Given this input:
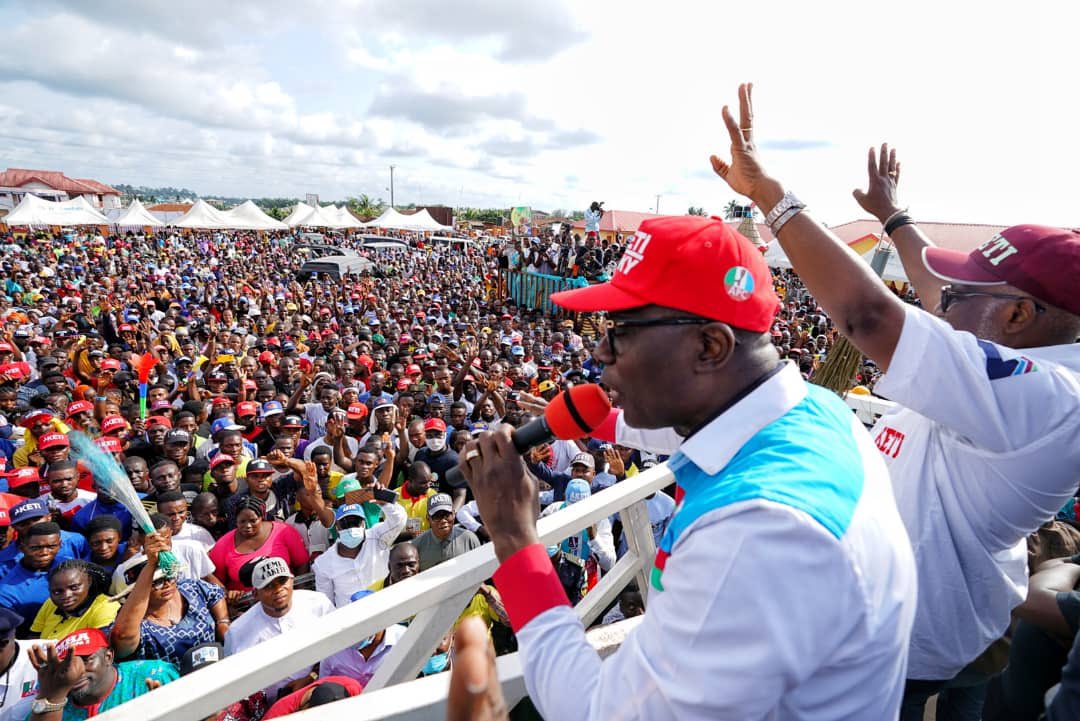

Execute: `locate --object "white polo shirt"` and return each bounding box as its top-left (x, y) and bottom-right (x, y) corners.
top-left (225, 589), bottom-right (336, 699)
top-left (312, 502), bottom-right (407, 607)
top-left (871, 304), bottom-right (1080, 680)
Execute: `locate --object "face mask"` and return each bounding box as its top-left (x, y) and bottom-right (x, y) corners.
top-left (422, 653), bottom-right (449, 676)
top-left (338, 527), bottom-right (365, 549)
top-left (425, 436), bottom-right (446, 452)
top-left (356, 635), bottom-right (376, 650)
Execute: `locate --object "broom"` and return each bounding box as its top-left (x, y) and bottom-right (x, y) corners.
top-left (810, 235), bottom-right (893, 395)
top-left (69, 431), bottom-right (180, 576)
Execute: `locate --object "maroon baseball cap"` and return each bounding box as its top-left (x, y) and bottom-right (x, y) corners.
top-left (552, 216), bottom-right (779, 332)
top-left (923, 225), bottom-right (1080, 315)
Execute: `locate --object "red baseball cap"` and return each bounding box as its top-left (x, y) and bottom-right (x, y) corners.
top-left (923, 225), bottom-right (1080, 315)
top-left (38, 432), bottom-right (70, 450)
top-left (551, 216), bottom-right (779, 332)
top-left (236, 401), bottom-right (259, 418)
top-left (95, 437), bottom-right (123, 454)
top-left (0, 342), bottom-right (12, 353)
top-left (210, 454), bottom-right (236, 469)
top-left (101, 415), bottom-right (128, 435)
top-left (56, 628), bottom-right (109, 660)
top-left (347, 403), bottom-right (369, 420)
top-left (5, 466), bottom-right (40, 489)
top-left (0, 508), bottom-right (9, 527)
top-left (66, 400), bottom-right (94, 417)
top-left (257, 351), bottom-right (275, 364)
top-left (146, 415), bottom-right (172, 429)
top-left (405, 363), bottom-right (422, 377)
top-left (100, 358), bottom-right (122, 371)
top-left (396, 378), bottom-right (410, 391)
top-left (423, 417), bottom-right (447, 432)
top-left (19, 409), bottom-right (53, 428)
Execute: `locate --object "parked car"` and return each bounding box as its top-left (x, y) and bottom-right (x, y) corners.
top-left (295, 255), bottom-right (374, 282)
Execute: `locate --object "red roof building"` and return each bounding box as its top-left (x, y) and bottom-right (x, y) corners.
top-left (0, 168), bottom-right (122, 210)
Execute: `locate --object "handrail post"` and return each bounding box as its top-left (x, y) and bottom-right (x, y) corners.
top-left (619, 499), bottom-right (657, 603)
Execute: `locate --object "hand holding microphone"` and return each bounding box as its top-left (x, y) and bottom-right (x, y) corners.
top-left (446, 384), bottom-right (611, 489)
top-left (455, 384), bottom-right (612, 564)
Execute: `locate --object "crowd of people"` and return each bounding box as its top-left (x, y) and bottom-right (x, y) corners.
top-left (1, 92), bottom-right (1078, 720)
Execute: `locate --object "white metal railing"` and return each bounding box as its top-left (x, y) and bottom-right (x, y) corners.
top-left (100, 395), bottom-right (888, 720)
top-left (99, 461), bottom-right (674, 721)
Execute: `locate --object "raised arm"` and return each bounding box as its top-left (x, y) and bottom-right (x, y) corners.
top-left (710, 83), bottom-right (906, 371)
top-left (852, 143), bottom-right (947, 312)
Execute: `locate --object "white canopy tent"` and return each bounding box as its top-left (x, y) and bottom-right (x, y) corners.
top-left (222, 200), bottom-right (288, 230)
top-left (111, 198), bottom-right (164, 227)
top-left (763, 238), bottom-right (911, 283)
top-left (331, 205), bottom-right (365, 229)
top-left (363, 206), bottom-right (450, 232)
top-left (283, 202), bottom-right (314, 227)
top-left (171, 199), bottom-right (235, 229)
top-left (3, 193), bottom-right (109, 226)
top-left (289, 203), bottom-right (342, 228)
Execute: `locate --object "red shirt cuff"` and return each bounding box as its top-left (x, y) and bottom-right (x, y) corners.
top-left (493, 544), bottom-right (571, 632)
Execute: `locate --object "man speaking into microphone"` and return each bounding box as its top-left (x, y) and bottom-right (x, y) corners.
top-left (457, 213), bottom-right (917, 717)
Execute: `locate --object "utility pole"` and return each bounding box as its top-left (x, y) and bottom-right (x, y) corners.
top-left (655, 194), bottom-right (661, 214)
top-left (389, 165), bottom-right (396, 208)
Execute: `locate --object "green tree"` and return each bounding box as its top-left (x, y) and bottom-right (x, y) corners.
top-left (723, 199), bottom-right (740, 220)
top-left (688, 206), bottom-right (707, 216)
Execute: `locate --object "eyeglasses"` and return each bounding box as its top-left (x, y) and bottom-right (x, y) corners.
top-left (603, 317), bottom-right (712, 357)
top-left (939, 285), bottom-right (1046, 315)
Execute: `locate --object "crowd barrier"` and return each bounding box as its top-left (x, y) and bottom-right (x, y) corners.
top-left (499, 269), bottom-right (588, 313)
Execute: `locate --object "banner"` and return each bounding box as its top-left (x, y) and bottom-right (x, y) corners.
top-left (510, 206), bottom-right (531, 233)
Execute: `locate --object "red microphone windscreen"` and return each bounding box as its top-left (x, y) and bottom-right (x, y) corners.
top-left (544, 384), bottom-right (612, 440)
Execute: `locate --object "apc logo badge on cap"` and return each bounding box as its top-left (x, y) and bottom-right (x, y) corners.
top-left (723, 266), bottom-right (755, 301)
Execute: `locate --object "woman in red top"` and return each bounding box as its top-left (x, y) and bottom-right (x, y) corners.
top-left (208, 496), bottom-right (309, 599)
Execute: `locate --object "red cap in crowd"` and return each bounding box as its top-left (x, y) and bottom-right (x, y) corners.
top-left (19, 409), bottom-right (53, 428)
top-left (38, 433), bottom-right (70, 450)
top-left (100, 358), bottom-right (122, 371)
top-left (56, 628), bottom-right (109, 660)
top-left (5, 467), bottom-right (40, 489)
top-left (923, 225), bottom-right (1080, 315)
top-left (236, 401), bottom-right (259, 418)
top-left (146, 416), bottom-right (172, 429)
top-left (552, 216), bottom-right (780, 332)
top-left (101, 415), bottom-right (128, 435)
top-left (95, 437), bottom-right (123, 454)
top-left (423, 418), bottom-right (447, 433)
top-left (346, 403), bottom-right (369, 420)
top-left (66, 400), bottom-right (94, 417)
top-left (210, 454), bottom-right (236, 469)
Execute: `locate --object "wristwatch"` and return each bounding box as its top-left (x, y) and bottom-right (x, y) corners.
top-left (31, 696), bottom-right (67, 714)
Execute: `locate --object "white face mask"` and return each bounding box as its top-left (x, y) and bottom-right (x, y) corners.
top-left (425, 436), bottom-right (446, 452)
top-left (338, 527), bottom-right (365, 549)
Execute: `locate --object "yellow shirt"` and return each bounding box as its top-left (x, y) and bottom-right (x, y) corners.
top-left (397, 487), bottom-right (437, 533)
top-left (31, 594), bottom-right (121, 640)
top-left (457, 593), bottom-right (503, 631)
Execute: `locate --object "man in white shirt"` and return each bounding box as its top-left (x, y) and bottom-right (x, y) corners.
top-left (458, 210), bottom-right (916, 720)
top-left (0, 608), bottom-right (40, 721)
top-left (226, 556), bottom-right (335, 701)
top-left (156, 491), bottom-right (215, 551)
top-left (710, 89), bottom-right (1080, 719)
top-left (313, 500), bottom-right (406, 607)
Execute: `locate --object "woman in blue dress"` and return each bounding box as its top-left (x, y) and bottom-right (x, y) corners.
top-left (108, 531), bottom-right (230, 666)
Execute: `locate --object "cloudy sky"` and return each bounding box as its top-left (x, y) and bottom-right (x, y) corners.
top-left (2, 0), bottom-right (1077, 225)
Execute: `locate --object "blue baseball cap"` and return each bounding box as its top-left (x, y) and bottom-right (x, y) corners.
top-left (565, 479), bottom-right (591, 505)
top-left (262, 400), bottom-right (284, 416)
top-left (334, 504), bottom-right (366, 522)
top-left (210, 418), bottom-right (244, 435)
top-left (10, 498), bottom-right (50, 524)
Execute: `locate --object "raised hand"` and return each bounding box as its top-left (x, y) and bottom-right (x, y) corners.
top-left (853, 143), bottom-right (904, 223)
top-left (708, 82), bottom-right (776, 205)
top-left (446, 616), bottom-right (509, 721)
top-left (30, 643), bottom-right (85, 702)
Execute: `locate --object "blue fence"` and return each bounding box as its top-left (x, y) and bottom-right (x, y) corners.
top-left (500, 270), bottom-right (588, 313)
